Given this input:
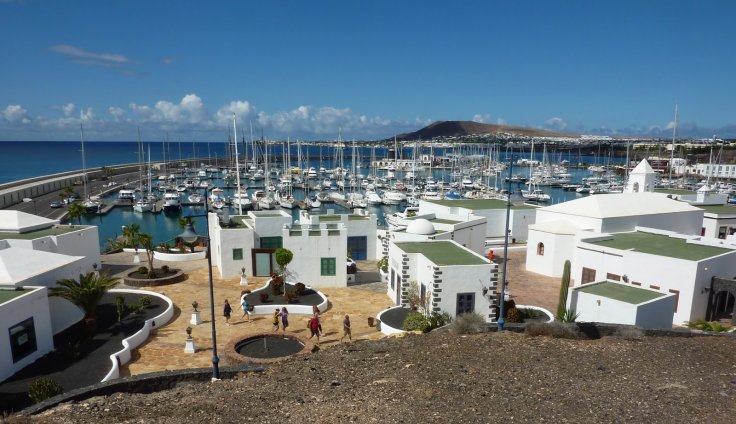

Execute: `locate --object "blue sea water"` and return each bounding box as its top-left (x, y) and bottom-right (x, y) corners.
top-left (1, 140), bottom-right (625, 251)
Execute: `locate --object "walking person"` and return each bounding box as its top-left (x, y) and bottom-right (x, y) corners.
top-left (223, 299), bottom-right (232, 326)
top-left (280, 307), bottom-right (289, 336)
top-left (340, 314), bottom-right (352, 342)
top-left (272, 308), bottom-right (280, 332)
top-left (307, 315), bottom-right (320, 344)
top-left (312, 305), bottom-right (324, 336)
top-left (241, 294), bottom-right (251, 322)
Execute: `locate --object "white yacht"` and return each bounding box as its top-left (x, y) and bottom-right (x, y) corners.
top-left (382, 190), bottom-right (406, 206)
top-left (163, 191), bottom-right (181, 213)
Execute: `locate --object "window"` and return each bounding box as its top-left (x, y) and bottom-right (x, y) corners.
top-left (633, 182), bottom-right (640, 192)
top-left (259, 236), bottom-right (282, 249)
top-left (390, 269), bottom-right (395, 290)
top-left (631, 281), bottom-right (642, 286)
top-left (320, 257), bottom-right (336, 276)
top-left (581, 267), bottom-right (596, 284)
top-left (9, 318), bottom-right (37, 363)
top-left (232, 248), bottom-right (243, 260)
top-left (718, 226), bottom-right (727, 239)
top-left (606, 273), bottom-right (621, 281)
top-left (669, 289), bottom-right (680, 313)
top-left (537, 242), bottom-right (545, 256)
top-left (650, 285), bottom-right (660, 290)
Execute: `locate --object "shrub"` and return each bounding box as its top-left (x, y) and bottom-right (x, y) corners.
top-left (161, 265), bottom-right (170, 273)
top-left (284, 290), bottom-right (297, 303)
top-left (685, 320), bottom-right (732, 332)
top-left (521, 307), bottom-right (543, 320)
top-left (115, 295), bottom-right (126, 322)
top-left (28, 378), bottom-right (64, 403)
top-left (377, 256), bottom-right (388, 273)
top-left (506, 307), bottom-right (523, 323)
top-left (451, 312), bottom-right (486, 334)
top-left (138, 295), bottom-right (152, 308)
top-left (427, 311), bottom-right (452, 329)
top-left (270, 274), bottom-right (284, 295)
top-left (63, 340), bottom-right (83, 361)
top-left (137, 266), bottom-right (148, 275)
top-left (294, 282), bottom-right (306, 296)
top-left (259, 292), bottom-right (269, 302)
top-left (558, 309), bottom-right (579, 323)
top-left (403, 311), bottom-right (431, 333)
top-left (525, 322), bottom-right (583, 339)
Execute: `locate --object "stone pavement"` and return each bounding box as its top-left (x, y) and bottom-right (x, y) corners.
top-left (101, 246), bottom-right (559, 376)
top-left (100, 252), bottom-right (394, 377)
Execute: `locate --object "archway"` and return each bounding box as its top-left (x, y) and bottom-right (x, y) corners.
top-left (706, 277), bottom-right (736, 325)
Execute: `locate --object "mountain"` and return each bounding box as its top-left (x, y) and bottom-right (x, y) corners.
top-left (393, 120), bottom-right (577, 141)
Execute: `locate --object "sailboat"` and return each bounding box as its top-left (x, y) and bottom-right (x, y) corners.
top-left (79, 124), bottom-right (102, 214)
top-left (279, 138), bottom-right (297, 209)
top-left (134, 129), bottom-right (153, 213)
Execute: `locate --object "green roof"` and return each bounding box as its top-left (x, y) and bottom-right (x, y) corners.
top-left (577, 281), bottom-right (665, 304)
top-left (253, 213), bottom-right (283, 218)
top-left (0, 226), bottom-right (85, 241)
top-left (317, 215), bottom-right (342, 222)
top-left (0, 288), bottom-right (31, 305)
top-left (394, 241), bottom-right (487, 266)
top-left (589, 232), bottom-right (733, 261)
top-left (698, 205), bottom-right (736, 215)
top-left (425, 198), bottom-right (536, 210)
top-left (226, 216), bottom-right (252, 229)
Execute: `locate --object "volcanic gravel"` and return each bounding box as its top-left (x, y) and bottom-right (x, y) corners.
top-left (14, 331), bottom-right (736, 423)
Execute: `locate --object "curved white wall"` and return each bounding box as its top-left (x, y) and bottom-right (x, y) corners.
top-left (101, 289), bottom-right (174, 382)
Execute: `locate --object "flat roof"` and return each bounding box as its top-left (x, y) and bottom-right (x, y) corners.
top-left (589, 232), bottom-right (733, 261)
top-left (316, 214), bottom-right (369, 222)
top-left (655, 189), bottom-right (694, 195)
top-left (0, 225), bottom-right (85, 241)
top-left (425, 198), bottom-right (536, 210)
top-left (0, 288), bottom-right (31, 305)
top-left (577, 281), bottom-right (665, 304)
top-left (394, 241), bottom-right (487, 266)
top-left (253, 213), bottom-right (284, 218)
top-left (698, 205), bottom-right (736, 215)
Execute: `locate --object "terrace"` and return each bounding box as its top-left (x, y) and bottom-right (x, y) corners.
top-left (576, 281), bottom-right (665, 304)
top-left (0, 225), bottom-right (86, 241)
top-left (394, 241), bottom-right (487, 266)
top-left (588, 231), bottom-right (733, 261)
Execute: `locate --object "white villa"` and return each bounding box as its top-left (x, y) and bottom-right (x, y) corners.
top-left (387, 240), bottom-right (498, 322)
top-left (0, 210), bottom-right (101, 382)
top-left (209, 209), bottom-right (378, 287)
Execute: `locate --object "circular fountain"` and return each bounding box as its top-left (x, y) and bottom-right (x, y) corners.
top-left (224, 333), bottom-right (314, 364)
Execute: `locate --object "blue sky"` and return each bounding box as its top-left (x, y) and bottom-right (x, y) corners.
top-left (1, 0), bottom-right (735, 141)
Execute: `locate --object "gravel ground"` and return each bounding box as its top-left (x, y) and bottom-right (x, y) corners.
top-left (13, 331), bottom-right (736, 423)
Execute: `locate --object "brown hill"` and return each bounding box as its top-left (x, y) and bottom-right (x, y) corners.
top-left (394, 120), bottom-right (577, 141)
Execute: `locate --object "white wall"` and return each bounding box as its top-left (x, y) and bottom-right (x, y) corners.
top-left (283, 226), bottom-right (347, 287)
top-left (418, 200), bottom-right (536, 240)
top-left (47, 296), bottom-right (84, 334)
top-left (6, 226), bottom-right (101, 274)
top-left (572, 286), bottom-right (675, 328)
top-left (214, 226), bottom-right (255, 278)
top-left (0, 287), bottom-right (54, 383)
top-left (525, 230), bottom-right (576, 277)
top-left (602, 212), bottom-right (702, 235)
top-left (702, 215), bottom-right (736, 239)
top-left (536, 210), bottom-right (602, 232)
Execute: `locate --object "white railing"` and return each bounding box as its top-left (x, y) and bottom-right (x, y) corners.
top-left (101, 289), bottom-right (174, 382)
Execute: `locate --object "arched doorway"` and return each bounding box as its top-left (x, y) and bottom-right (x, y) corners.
top-left (706, 277), bottom-right (736, 325)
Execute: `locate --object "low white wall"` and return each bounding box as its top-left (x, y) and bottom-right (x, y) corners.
top-left (153, 250), bottom-right (207, 262)
top-left (376, 306), bottom-right (406, 336)
top-left (246, 281), bottom-right (328, 316)
top-left (515, 304), bottom-right (554, 323)
top-left (101, 289), bottom-right (174, 382)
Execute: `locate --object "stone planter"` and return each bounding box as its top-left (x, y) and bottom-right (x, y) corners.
top-left (123, 269), bottom-right (187, 287)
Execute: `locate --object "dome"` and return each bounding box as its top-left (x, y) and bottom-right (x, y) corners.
top-left (406, 218), bottom-right (435, 235)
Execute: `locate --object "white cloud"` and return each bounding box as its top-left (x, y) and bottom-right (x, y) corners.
top-left (472, 113), bottom-right (490, 123)
top-left (544, 117), bottom-right (568, 130)
top-left (130, 94), bottom-right (207, 125)
top-left (61, 103), bottom-right (76, 117)
top-left (2, 105), bottom-right (29, 123)
top-left (108, 107), bottom-right (125, 119)
top-left (161, 57), bottom-right (174, 65)
top-left (80, 107), bottom-right (95, 122)
top-left (50, 44), bottom-right (131, 68)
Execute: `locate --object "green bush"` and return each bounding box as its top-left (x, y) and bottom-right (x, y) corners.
top-left (403, 311), bottom-right (431, 332)
top-left (28, 378), bottom-right (64, 403)
top-left (294, 282), bottom-right (306, 296)
top-left (161, 265), bottom-right (170, 273)
top-left (115, 295), bottom-right (126, 322)
top-left (427, 311), bottom-right (452, 329)
top-left (451, 312), bottom-right (486, 334)
top-left (270, 274), bottom-right (284, 295)
top-left (506, 307), bottom-right (523, 323)
top-left (137, 266), bottom-right (148, 275)
top-left (686, 320), bottom-right (732, 332)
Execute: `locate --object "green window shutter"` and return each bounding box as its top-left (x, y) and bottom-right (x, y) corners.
top-left (320, 257), bottom-right (336, 276)
top-left (233, 248), bottom-right (243, 260)
top-left (260, 236), bottom-right (283, 249)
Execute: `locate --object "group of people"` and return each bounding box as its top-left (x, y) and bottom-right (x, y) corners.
top-left (221, 297), bottom-right (352, 343)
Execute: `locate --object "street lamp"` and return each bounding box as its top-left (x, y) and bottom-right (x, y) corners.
top-left (497, 159), bottom-right (525, 331)
top-left (178, 188), bottom-right (219, 379)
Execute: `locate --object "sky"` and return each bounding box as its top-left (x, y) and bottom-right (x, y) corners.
top-left (1, 0), bottom-right (735, 141)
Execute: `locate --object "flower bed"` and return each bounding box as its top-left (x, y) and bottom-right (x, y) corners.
top-left (244, 280), bottom-right (328, 315)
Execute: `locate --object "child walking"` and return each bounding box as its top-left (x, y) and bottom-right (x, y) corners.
top-left (272, 308), bottom-right (280, 332)
top-left (223, 299), bottom-right (232, 326)
top-left (281, 307), bottom-right (289, 336)
top-left (340, 314), bottom-right (352, 342)
top-left (241, 295), bottom-right (250, 321)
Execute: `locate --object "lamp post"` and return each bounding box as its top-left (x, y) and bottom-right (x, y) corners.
top-left (497, 158), bottom-right (519, 331)
top-left (178, 188), bottom-right (219, 379)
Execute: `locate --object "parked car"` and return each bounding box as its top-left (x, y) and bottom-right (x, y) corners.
top-left (49, 200), bottom-right (63, 208)
top-left (346, 257), bottom-right (357, 274)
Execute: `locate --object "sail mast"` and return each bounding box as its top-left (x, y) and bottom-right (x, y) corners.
top-left (669, 103), bottom-right (678, 184)
top-left (233, 113), bottom-right (243, 215)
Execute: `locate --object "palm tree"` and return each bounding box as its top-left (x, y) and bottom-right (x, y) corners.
top-left (59, 186), bottom-right (75, 203)
top-left (138, 233), bottom-right (157, 277)
top-left (122, 223), bottom-right (141, 249)
top-left (67, 202), bottom-right (85, 225)
top-left (50, 272), bottom-right (118, 334)
top-left (100, 166), bottom-right (113, 181)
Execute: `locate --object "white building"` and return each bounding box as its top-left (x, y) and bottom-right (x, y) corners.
top-left (418, 198), bottom-right (537, 242)
top-left (571, 228), bottom-right (736, 325)
top-left (282, 220), bottom-right (347, 287)
top-left (0, 286), bottom-right (54, 383)
top-left (570, 281), bottom-right (676, 328)
top-left (387, 240), bottom-right (498, 322)
top-left (526, 192), bottom-right (704, 277)
top-left (296, 209), bottom-right (378, 261)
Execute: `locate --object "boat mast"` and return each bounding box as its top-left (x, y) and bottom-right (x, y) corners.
top-left (233, 113), bottom-right (243, 215)
top-left (669, 103), bottom-right (678, 184)
top-left (80, 123), bottom-right (89, 201)
top-left (137, 127), bottom-right (144, 193)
